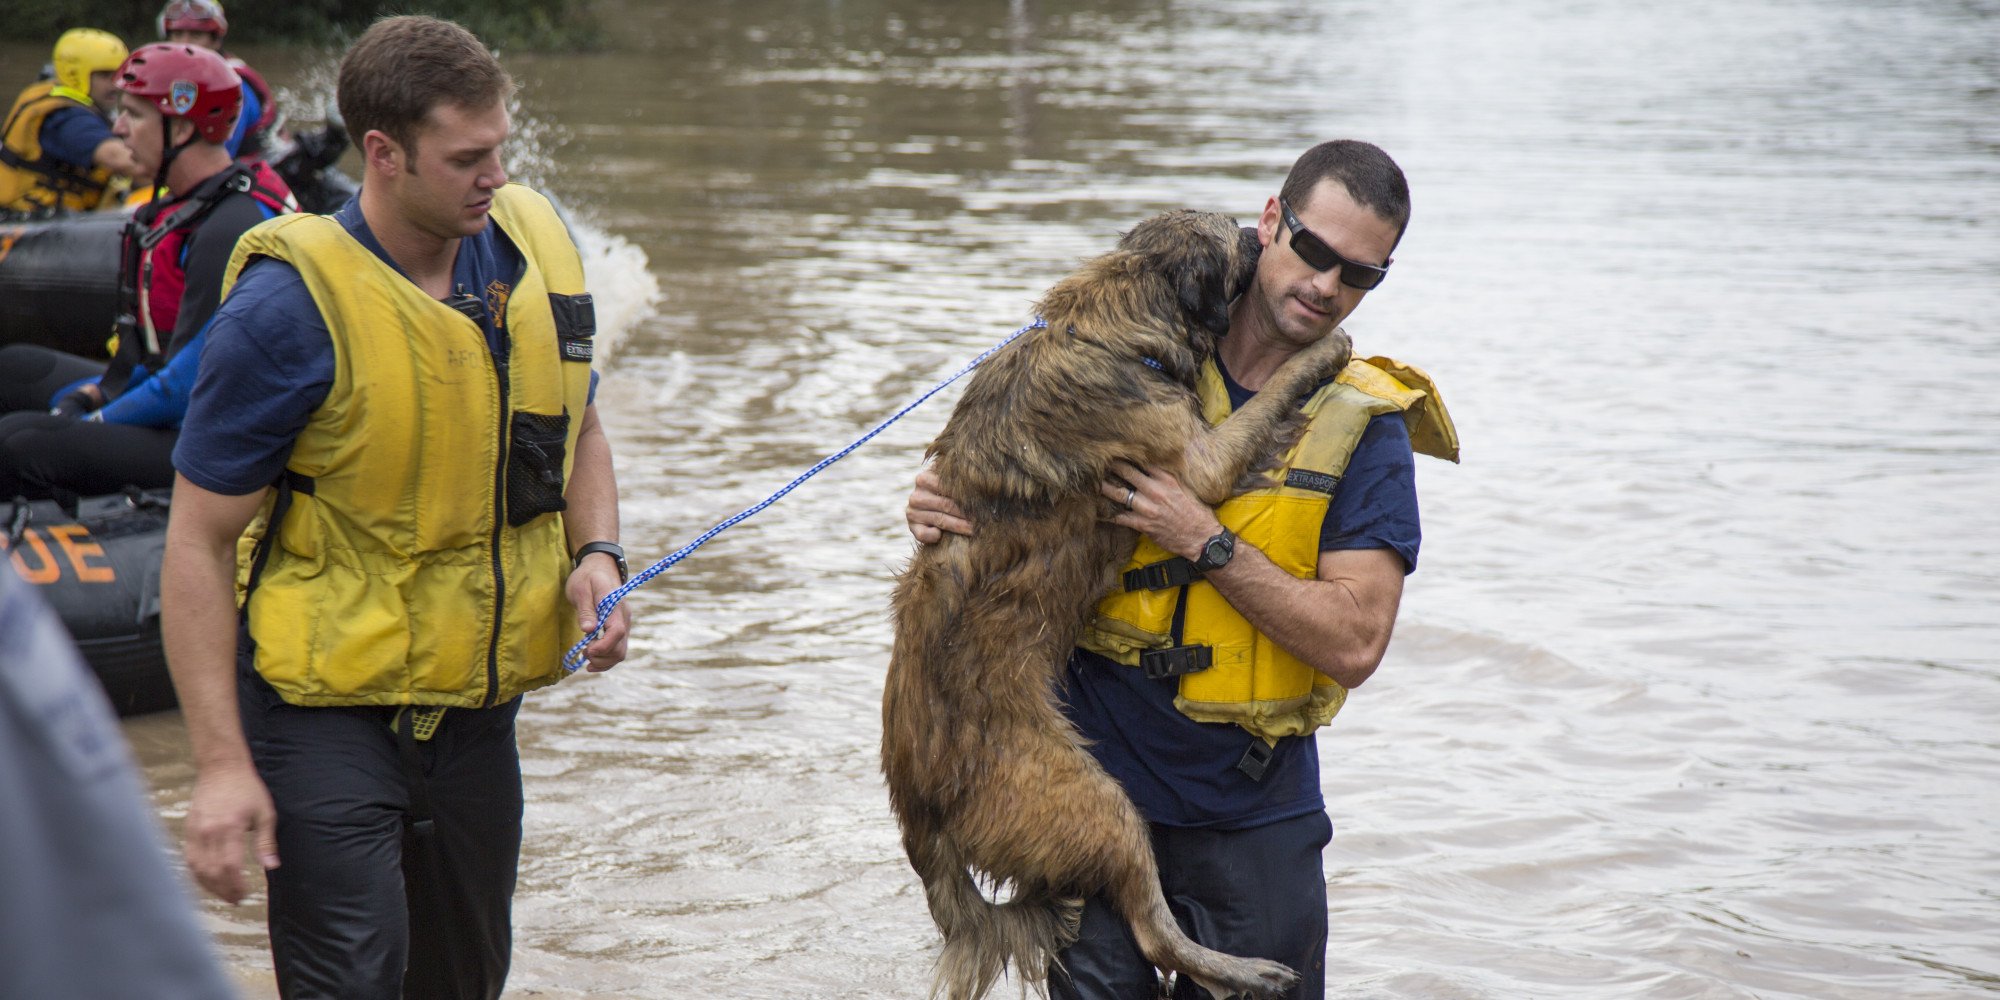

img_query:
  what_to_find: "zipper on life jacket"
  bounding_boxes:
[476,248,530,707]
[454,282,509,709]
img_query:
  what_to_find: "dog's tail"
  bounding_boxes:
[911,827,1079,1000]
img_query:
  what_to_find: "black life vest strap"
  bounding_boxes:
[242,469,316,604]
[1123,556,1203,592]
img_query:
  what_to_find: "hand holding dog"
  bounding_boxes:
[566,561,631,672]
[906,468,973,544]
[1102,460,1224,562]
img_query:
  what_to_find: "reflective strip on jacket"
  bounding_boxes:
[1077,355,1460,742]
[0,82,113,213]
[221,183,596,708]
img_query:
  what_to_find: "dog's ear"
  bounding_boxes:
[1168,223,1239,338]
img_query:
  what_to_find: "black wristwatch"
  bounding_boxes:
[1190,527,1236,572]
[572,541,628,583]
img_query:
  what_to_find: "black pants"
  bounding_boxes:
[1048,811,1333,1000]
[0,343,103,413]
[0,411,177,500]
[239,653,525,1000]
[0,344,172,502]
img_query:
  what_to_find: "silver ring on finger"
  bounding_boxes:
[1124,486,1137,508]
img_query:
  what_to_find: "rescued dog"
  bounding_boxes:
[882,209,1353,999]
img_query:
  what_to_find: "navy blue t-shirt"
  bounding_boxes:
[1059,355,1421,830]
[175,196,595,494]
[39,105,112,168]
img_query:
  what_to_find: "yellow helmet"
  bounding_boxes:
[52,28,130,95]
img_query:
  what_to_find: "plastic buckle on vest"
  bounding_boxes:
[224,170,253,194]
[410,706,445,741]
[1140,644,1212,679]
[1236,740,1276,782]
[1123,557,1203,592]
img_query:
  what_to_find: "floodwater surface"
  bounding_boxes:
[21,0,1997,995]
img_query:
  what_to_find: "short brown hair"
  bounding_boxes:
[1279,140,1411,241]
[337,15,513,156]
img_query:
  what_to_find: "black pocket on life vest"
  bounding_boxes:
[504,409,569,527]
[550,293,595,363]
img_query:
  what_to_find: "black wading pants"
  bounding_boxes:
[238,648,525,1000]
[1048,810,1333,1000]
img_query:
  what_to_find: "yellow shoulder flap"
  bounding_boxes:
[1343,356,1461,464]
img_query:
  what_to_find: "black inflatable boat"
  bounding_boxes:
[5,490,176,716]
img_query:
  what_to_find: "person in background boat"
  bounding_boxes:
[0,43,293,503]
[156,0,279,160]
[151,0,359,216]
[161,16,630,1000]
[0,563,238,999]
[0,28,146,216]
[905,141,1458,999]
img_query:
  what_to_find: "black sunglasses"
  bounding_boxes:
[1279,198,1391,290]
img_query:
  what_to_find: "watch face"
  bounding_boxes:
[1205,539,1229,563]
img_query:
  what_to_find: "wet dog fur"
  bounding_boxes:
[882,209,1353,999]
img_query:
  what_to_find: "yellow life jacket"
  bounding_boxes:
[223,184,597,708]
[1077,355,1459,742]
[0,82,113,213]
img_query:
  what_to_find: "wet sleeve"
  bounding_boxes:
[171,259,336,496]
[36,107,113,168]
[1320,413,1422,574]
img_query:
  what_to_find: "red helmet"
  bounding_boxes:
[117,43,242,145]
[157,0,228,40]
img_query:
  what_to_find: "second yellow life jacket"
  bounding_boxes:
[223,184,597,708]
[0,82,113,213]
[1077,355,1459,742]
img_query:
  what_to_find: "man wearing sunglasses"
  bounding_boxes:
[907,139,1459,997]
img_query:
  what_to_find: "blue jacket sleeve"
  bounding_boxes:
[225,83,259,157]
[95,324,207,429]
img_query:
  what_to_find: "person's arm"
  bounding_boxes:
[561,403,630,672]
[40,108,143,180]
[1101,460,1402,689]
[159,475,280,904]
[94,324,205,427]
[91,135,141,178]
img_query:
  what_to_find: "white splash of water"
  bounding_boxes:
[566,216,660,364]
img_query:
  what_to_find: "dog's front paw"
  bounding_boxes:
[1301,325,1353,376]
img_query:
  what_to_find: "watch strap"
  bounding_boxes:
[1191,527,1236,572]
[572,540,628,582]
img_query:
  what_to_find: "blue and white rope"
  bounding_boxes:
[562,318,1046,672]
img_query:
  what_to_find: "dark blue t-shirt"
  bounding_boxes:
[1059,355,1421,830]
[174,196,595,494]
[39,105,112,168]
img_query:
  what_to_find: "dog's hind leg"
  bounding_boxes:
[1177,327,1353,505]
[909,819,1078,1000]
[1054,769,1299,1000]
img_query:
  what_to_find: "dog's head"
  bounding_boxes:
[1118,209,1261,342]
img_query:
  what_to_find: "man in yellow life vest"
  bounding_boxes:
[158,16,632,999]
[907,140,1459,998]
[0,28,147,214]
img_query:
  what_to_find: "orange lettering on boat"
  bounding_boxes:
[3,529,62,584]
[48,524,117,584]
